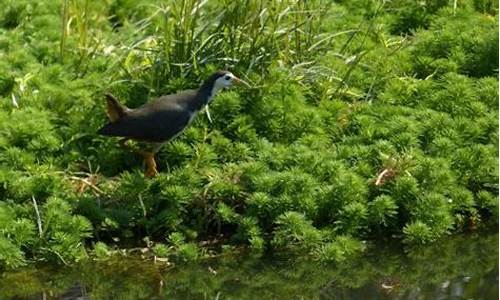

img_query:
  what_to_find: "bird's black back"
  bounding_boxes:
[97,90,199,143]
[97,70,231,142]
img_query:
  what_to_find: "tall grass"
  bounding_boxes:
[60,0,91,62]
[101,0,344,93]
[59,0,394,98]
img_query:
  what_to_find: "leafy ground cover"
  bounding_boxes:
[0,0,498,269]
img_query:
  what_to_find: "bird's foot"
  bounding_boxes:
[145,167,159,178]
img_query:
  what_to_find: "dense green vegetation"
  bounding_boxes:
[0,0,498,269]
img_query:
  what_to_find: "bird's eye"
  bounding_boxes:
[224,75,231,80]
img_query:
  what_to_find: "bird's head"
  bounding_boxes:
[199,71,251,122]
[210,70,251,91]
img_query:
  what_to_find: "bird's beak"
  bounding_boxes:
[233,77,251,88]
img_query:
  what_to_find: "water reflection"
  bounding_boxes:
[320,274,498,300]
[1,232,497,300]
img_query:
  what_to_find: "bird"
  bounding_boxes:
[97,70,250,177]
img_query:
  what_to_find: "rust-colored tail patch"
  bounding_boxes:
[105,93,129,122]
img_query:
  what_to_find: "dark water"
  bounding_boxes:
[1,232,497,300]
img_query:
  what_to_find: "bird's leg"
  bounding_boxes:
[133,148,157,177]
[152,143,171,173]
[142,143,164,177]
[118,139,158,177]
[143,152,158,178]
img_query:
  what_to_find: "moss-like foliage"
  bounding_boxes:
[0,0,497,268]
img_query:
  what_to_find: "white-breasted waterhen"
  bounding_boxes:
[98,70,250,177]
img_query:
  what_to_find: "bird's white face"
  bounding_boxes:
[209,72,250,101]
[210,72,236,100]
[214,72,236,89]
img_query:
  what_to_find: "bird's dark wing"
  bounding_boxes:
[98,91,197,143]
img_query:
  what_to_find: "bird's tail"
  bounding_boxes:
[105,93,130,122]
